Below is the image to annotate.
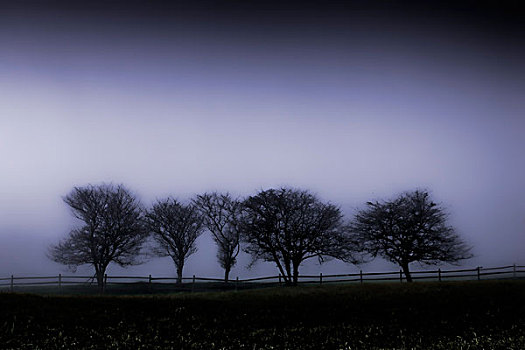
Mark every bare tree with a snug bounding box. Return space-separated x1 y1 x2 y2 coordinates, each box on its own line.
49 184 147 290
193 192 242 282
145 198 204 284
240 187 347 286
350 190 472 282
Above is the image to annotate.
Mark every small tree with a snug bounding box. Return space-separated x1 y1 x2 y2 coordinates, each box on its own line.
49 184 147 290
145 198 204 284
350 190 472 282
240 187 346 285
193 192 242 282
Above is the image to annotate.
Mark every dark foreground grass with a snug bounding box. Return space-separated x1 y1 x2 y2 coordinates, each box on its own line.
1 280 279 295
1 281 524 349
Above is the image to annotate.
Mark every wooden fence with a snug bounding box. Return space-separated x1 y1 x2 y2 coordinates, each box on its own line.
1 264 524 294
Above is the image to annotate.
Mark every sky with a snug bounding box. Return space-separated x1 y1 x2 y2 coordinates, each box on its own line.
0 0 524 279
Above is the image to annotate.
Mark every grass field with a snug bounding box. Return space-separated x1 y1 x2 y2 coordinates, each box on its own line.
1 280 524 349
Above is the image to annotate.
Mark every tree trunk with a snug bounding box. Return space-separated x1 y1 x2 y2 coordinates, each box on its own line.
284 260 293 286
224 265 231 283
273 261 288 285
401 262 413 282
292 262 300 286
176 262 184 284
95 267 105 293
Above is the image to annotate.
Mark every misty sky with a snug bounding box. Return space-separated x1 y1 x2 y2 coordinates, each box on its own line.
1 1 524 278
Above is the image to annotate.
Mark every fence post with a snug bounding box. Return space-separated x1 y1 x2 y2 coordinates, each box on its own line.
104 274 108 293
278 273 282 287
360 270 363 284
192 275 195 293
438 269 441 282
400 269 403 283
148 274 152 293
320 272 323 285
235 276 239 291
513 264 517 279
477 266 481 281
58 273 62 290
10 275 14 292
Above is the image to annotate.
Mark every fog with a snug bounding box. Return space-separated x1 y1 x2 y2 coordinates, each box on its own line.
1 1 524 278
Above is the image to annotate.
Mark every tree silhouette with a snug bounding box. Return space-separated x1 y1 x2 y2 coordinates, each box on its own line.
193 192 242 282
350 190 472 282
145 198 204 284
240 187 346 285
49 184 147 290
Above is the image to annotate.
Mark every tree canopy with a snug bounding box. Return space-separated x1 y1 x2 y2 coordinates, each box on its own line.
193 192 242 282
240 187 348 285
145 198 204 283
349 190 472 282
49 184 147 289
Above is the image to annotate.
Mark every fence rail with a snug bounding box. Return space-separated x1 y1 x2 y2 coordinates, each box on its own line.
1 264 524 294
